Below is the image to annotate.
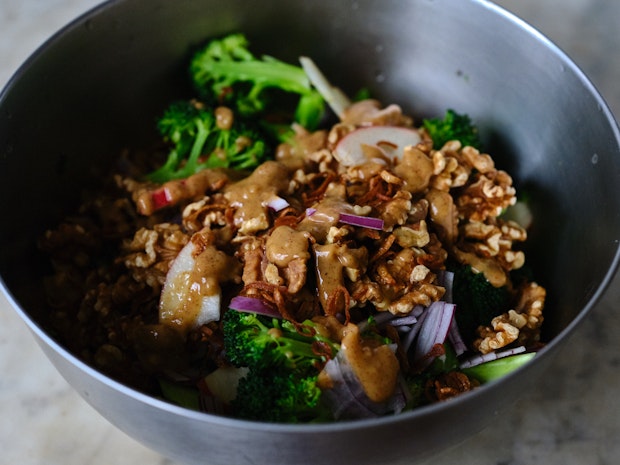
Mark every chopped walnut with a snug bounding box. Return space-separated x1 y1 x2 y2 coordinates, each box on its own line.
393 221 430 248
474 281 546 354
120 223 189 289
457 170 516 222
474 316 520 354
458 145 495 174
377 190 413 231
457 218 527 273
356 245 445 315
514 282 546 344
182 193 230 234
426 371 480 402
429 144 471 191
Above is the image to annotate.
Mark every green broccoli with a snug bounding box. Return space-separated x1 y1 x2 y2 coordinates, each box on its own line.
450 265 511 344
423 109 481 150
222 309 340 422
222 309 338 371
146 100 269 183
232 365 331 423
190 33 325 130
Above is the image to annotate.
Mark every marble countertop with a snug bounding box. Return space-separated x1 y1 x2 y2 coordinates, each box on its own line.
1 1 619 464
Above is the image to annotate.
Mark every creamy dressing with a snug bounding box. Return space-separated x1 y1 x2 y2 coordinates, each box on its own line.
340 324 399 403
313 243 367 313
224 161 290 234
265 225 311 267
159 236 241 332
297 184 351 242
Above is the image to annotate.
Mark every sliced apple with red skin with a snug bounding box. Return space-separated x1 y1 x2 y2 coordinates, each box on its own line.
333 126 422 167
159 237 241 333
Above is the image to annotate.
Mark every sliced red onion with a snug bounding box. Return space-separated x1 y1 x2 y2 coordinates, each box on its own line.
437 269 454 303
447 317 468 356
322 347 406 420
459 345 527 369
412 301 455 370
321 357 381 420
266 196 290 212
305 207 317 217
339 212 384 230
401 308 428 353
356 312 396 333
389 315 418 327
228 296 281 318
411 305 425 318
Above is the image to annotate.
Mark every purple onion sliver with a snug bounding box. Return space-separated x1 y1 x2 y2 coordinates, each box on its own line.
459 345 527 369
413 301 455 368
437 269 454 303
401 307 428 353
338 212 384 230
411 305 425 317
389 315 418 326
228 296 281 318
448 317 467 356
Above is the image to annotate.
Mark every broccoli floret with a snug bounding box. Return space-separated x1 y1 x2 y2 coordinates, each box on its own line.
190 33 325 130
146 100 269 182
450 265 511 344
222 309 340 422
232 365 331 423
423 109 481 150
222 309 338 371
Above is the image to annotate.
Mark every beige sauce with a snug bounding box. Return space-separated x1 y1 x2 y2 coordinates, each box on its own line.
160 240 241 332
265 225 311 267
393 146 434 194
136 169 229 216
426 188 457 244
297 184 351 242
340 324 399 403
224 161 290 233
314 244 346 311
313 243 367 313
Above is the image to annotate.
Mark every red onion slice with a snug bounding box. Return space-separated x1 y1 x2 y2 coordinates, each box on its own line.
322 347 407 420
228 296 281 318
321 357 381 420
339 212 384 230
459 345 527 369
389 315 418 327
401 309 428 354
306 207 384 230
412 301 455 370
437 269 454 303
447 317 468 356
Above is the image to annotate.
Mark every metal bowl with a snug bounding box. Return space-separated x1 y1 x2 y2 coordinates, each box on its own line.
1 1 619 464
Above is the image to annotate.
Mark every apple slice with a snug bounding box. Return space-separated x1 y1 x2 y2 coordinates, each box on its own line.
333 125 422 167
159 237 240 333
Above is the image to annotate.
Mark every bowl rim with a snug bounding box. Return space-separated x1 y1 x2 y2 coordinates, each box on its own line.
1 0 620 434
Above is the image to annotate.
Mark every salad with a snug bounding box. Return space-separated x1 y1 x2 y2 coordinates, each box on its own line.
40 33 546 423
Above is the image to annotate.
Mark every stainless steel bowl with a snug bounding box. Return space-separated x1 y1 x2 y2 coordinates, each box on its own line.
1 1 619 464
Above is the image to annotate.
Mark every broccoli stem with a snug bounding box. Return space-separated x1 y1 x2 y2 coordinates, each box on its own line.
196 59 313 96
